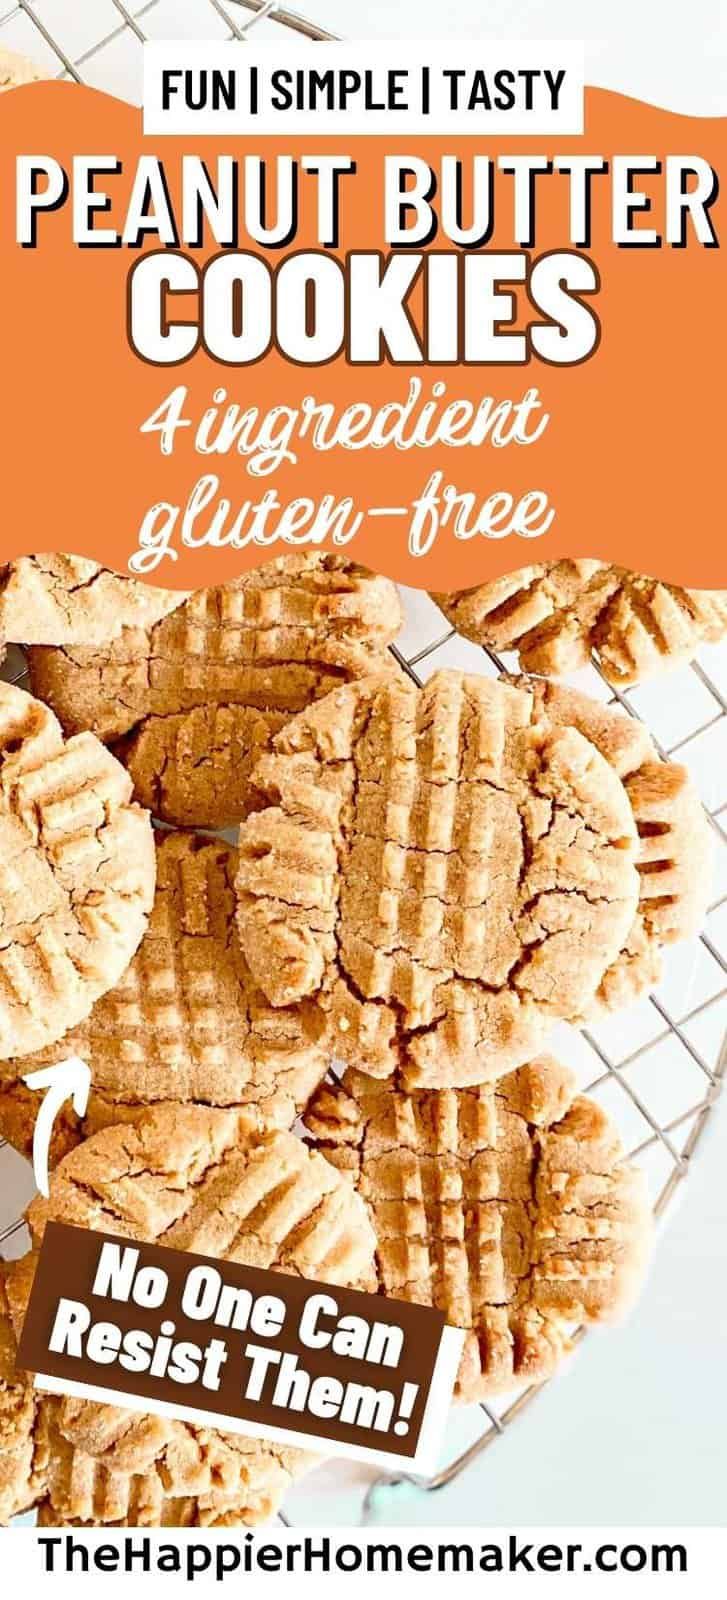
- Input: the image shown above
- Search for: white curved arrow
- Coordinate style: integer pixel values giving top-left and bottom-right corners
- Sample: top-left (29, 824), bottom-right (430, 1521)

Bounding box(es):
top-left (22, 1056), bottom-right (91, 1198)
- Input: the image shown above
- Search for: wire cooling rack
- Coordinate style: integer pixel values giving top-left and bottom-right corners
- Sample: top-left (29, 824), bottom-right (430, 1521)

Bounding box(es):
top-left (0, 0), bottom-right (331, 95)
top-left (0, 0), bottom-right (725, 1526)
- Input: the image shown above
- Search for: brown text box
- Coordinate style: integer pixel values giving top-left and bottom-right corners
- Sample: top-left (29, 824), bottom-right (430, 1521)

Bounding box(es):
top-left (17, 1223), bottom-right (447, 1460)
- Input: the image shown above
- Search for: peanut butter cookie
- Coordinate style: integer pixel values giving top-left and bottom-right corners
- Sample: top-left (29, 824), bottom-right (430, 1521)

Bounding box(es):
top-left (117, 703), bottom-right (286, 831)
top-left (38, 1421), bottom-right (313, 1528)
top-left (1, 1254), bottom-right (313, 1526)
top-left (432, 563), bottom-right (727, 686)
top-left (516, 679), bottom-right (712, 1014)
top-left (35, 1477), bottom-right (298, 1526)
top-left (5, 1106), bottom-right (376, 1522)
top-left (28, 556), bottom-right (404, 830)
top-left (236, 670), bottom-right (640, 1087)
top-left (0, 556), bottom-right (187, 646)
top-left (20, 1104), bottom-right (375, 1509)
top-left (0, 831), bottom-right (329, 1161)
top-left (37, 1407), bottom-right (312, 1528)
top-left (0, 1259), bottom-right (49, 1523)
top-left (27, 1104), bottom-right (376, 1284)
top-left (0, 681), bottom-right (155, 1059)
top-left (305, 1059), bottom-right (651, 1400)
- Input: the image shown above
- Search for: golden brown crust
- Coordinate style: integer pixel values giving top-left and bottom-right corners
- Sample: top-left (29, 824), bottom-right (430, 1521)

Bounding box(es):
top-left (0, 831), bottom-right (329, 1160)
top-left (0, 681), bottom-right (155, 1059)
top-left (433, 563), bottom-right (727, 686)
top-left (304, 1060), bottom-right (652, 1400)
top-left (236, 670), bottom-right (640, 1087)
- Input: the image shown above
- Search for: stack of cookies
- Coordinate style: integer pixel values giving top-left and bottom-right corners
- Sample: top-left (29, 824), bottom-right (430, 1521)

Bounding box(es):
top-left (0, 551), bottom-right (716, 1526)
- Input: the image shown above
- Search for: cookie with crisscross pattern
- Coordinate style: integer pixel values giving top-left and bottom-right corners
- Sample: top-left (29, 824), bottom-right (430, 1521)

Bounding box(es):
top-left (0, 830), bottom-right (329, 1161)
top-left (236, 670), bottom-right (640, 1087)
top-left (29, 556), bottom-right (403, 829)
top-left (0, 681), bottom-right (155, 1060)
top-left (305, 1059), bottom-right (651, 1400)
top-left (1, 1251), bottom-right (317, 1526)
top-left (433, 563), bottom-right (727, 686)
top-left (22, 1104), bottom-right (375, 1500)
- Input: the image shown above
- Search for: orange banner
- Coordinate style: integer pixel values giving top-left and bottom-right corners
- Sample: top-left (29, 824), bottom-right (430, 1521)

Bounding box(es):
top-left (0, 82), bottom-right (725, 590)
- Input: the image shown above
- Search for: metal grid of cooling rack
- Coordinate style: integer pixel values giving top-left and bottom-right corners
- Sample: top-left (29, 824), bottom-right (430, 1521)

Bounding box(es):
top-left (1, 617), bottom-right (725, 1525)
top-left (0, 0), bottom-right (725, 1525)
top-left (0, 0), bottom-right (331, 98)
top-left (350, 598), bottom-right (727, 1518)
